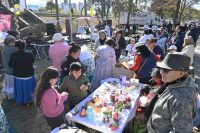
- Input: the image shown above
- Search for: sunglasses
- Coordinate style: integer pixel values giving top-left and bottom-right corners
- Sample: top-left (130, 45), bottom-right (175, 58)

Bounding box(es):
top-left (160, 68), bottom-right (171, 74)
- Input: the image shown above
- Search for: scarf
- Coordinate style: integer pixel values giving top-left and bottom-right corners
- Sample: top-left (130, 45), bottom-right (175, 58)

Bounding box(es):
top-left (99, 37), bottom-right (106, 45)
top-left (144, 76), bottom-right (188, 120)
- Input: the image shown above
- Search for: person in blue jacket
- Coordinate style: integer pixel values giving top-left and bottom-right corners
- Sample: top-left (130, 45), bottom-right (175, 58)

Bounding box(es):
top-left (171, 25), bottom-right (185, 52)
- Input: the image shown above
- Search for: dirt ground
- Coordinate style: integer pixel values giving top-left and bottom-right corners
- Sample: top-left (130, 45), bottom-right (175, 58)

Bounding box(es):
top-left (0, 43), bottom-right (94, 133)
top-left (0, 60), bottom-right (52, 133)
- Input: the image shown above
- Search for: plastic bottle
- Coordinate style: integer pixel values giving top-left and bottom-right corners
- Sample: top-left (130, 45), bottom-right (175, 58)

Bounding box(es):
top-left (86, 106), bottom-right (94, 121)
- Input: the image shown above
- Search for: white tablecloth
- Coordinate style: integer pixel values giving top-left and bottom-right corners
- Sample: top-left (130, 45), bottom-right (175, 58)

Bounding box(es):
top-left (66, 82), bottom-right (140, 133)
top-left (50, 128), bottom-right (80, 133)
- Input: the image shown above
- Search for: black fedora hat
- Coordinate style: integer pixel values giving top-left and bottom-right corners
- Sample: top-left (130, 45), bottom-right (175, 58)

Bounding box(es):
top-left (156, 52), bottom-right (191, 72)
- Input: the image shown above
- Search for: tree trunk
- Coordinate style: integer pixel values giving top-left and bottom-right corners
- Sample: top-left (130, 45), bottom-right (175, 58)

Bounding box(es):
top-left (135, 0), bottom-right (138, 6)
top-left (106, 0), bottom-right (110, 18)
top-left (100, 1), bottom-right (104, 19)
top-left (173, 0), bottom-right (181, 24)
top-left (127, 0), bottom-right (133, 25)
top-left (102, 1), bottom-right (106, 18)
top-left (55, 0), bottom-right (59, 19)
top-left (178, 11), bottom-right (183, 23)
top-left (84, 0), bottom-right (87, 16)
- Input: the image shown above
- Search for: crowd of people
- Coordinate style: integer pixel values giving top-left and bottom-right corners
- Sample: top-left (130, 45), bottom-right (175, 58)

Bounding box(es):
top-left (0, 21), bottom-right (200, 132)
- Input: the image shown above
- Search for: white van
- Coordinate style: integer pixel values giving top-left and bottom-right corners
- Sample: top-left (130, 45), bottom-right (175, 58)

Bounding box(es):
top-left (120, 11), bottom-right (163, 26)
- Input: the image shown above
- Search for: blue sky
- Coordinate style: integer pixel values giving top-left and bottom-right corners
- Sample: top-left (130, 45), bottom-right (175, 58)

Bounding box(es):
top-left (194, 4), bottom-right (200, 10)
top-left (27, 0), bottom-right (84, 5)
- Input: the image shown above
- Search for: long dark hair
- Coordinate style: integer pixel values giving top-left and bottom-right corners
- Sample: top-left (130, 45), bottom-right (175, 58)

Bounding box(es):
top-left (137, 45), bottom-right (150, 57)
top-left (116, 29), bottom-right (123, 37)
top-left (15, 40), bottom-right (25, 50)
top-left (177, 25), bottom-right (185, 33)
top-left (69, 44), bottom-right (81, 54)
top-left (105, 39), bottom-right (116, 48)
top-left (35, 66), bottom-right (59, 107)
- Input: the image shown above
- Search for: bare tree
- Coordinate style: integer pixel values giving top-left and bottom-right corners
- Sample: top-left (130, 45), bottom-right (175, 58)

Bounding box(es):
top-left (88, 0), bottom-right (113, 19)
top-left (174, 0), bottom-right (181, 24)
top-left (112, 0), bottom-right (138, 20)
top-left (151, 0), bottom-right (200, 24)
top-left (178, 0), bottom-right (200, 23)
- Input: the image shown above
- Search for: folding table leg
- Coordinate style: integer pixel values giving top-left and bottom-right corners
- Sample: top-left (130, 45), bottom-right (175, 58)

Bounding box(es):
top-left (41, 46), bottom-right (48, 60)
top-left (34, 46), bottom-right (41, 60)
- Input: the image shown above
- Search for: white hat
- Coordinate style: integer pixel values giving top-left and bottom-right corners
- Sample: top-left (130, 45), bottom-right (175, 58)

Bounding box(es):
top-left (52, 33), bottom-right (64, 42)
top-left (135, 42), bottom-right (145, 48)
top-left (168, 45), bottom-right (177, 51)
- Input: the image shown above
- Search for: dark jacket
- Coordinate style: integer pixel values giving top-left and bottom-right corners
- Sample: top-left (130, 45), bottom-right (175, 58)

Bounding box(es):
top-left (147, 76), bottom-right (198, 133)
top-left (60, 73), bottom-right (89, 106)
top-left (172, 32), bottom-right (185, 52)
top-left (153, 45), bottom-right (164, 60)
top-left (187, 28), bottom-right (200, 44)
top-left (9, 50), bottom-right (34, 77)
top-left (138, 52), bottom-right (156, 79)
top-left (114, 36), bottom-right (126, 49)
top-left (61, 55), bottom-right (81, 78)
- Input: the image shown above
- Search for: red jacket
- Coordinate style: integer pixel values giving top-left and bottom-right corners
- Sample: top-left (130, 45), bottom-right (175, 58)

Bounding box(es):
top-left (129, 54), bottom-right (160, 71)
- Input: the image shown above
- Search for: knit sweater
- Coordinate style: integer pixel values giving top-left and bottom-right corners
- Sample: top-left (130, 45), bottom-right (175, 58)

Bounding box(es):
top-left (41, 87), bottom-right (65, 117)
top-left (49, 42), bottom-right (69, 71)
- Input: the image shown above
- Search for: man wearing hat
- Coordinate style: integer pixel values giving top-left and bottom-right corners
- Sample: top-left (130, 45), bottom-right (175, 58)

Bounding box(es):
top-left (49, 33), bottom-right (69, 85)
top-left (146, 52), bottom-right (198, 133)
top-left (49, 33), bottom-right (69, 72)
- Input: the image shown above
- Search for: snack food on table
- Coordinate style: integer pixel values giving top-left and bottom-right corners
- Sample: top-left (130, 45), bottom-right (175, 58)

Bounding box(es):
top-left (109, 112), bottom-right (120, 130)
top-left (109, 121), bottom-right (119, 130)
top-left (125, 96), bottom-right (131, 103)
top-left (93, 104), bottom-right (102, 113)
top-left (114, 101), bottom-right (123, 112)
top-left (79, 106), bottom-right (87, 117)
top-left (113, 112), bottom-right (119, 121)
top-left (103, 116), bottom-right (110, 123)
top-left (91, 96), bottom-right (100, 103)
top-left (86, 101), bottom-right (93, 107)
top-left (103, 109), bottom-right (112, 118)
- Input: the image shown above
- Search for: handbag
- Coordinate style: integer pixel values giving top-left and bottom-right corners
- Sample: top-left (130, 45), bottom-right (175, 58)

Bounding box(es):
top-left (133, 57), bottom-right (149, 79)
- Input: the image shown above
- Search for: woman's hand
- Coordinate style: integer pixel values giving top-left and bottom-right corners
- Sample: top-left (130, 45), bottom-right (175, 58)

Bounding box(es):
top-left (61, 92), bottom-right (69, 100)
